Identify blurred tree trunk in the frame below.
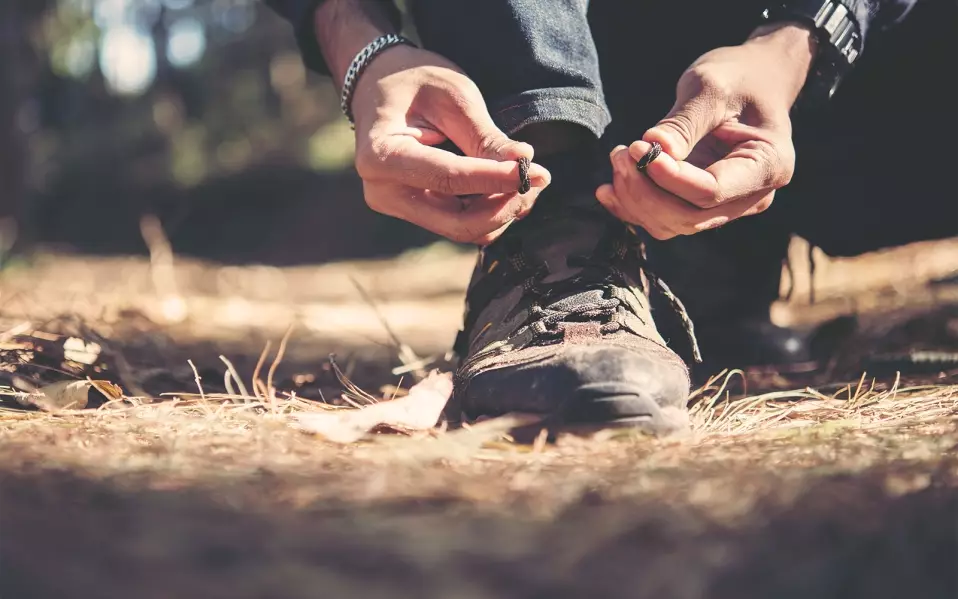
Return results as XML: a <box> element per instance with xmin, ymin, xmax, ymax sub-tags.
<box><xmin>0</xmin><ymin>0</ymin><xmax>35</xmax><ymax>257</ymax></box>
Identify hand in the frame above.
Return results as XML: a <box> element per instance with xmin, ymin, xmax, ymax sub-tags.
<box><xmin>315</xmin><ymin>0</ymin><xmax>550</xmax><ymax>245</ymax></box>
<box><xmin>596</xmin><ymin>23</ymin><xmax>817</xmax><ymax>239</ymax></box>
<box><xmin>349</xmin><ymin>45</ymin><xmax>550</xmax><ymax>244</ymax></box>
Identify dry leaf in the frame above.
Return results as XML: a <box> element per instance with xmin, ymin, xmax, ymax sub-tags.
<box><xmin>63</xmin><ymin>337</ymin><xmax>101</xmax><ymax>365</ymax></box>
<box><xmin>369</xmin><ymin>414</ymin><xmax>539</xmax><ymax>463</ymax></box>
<box><xmin>18</xmin><ymin>380</ymin><xmax>123</xmax><ymax>411</ymax></box>
<box><xmin>292</xmin><ymin>370</ymin><xmax>453</xmax><ymax>443</ymax></box>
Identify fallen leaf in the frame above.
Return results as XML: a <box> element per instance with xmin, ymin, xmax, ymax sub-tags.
<box><xmin>368</xmin><ymin>414</ymin><xmax>539</xmax><ymax>463</ymax></box>
<box><xmin>17</xmin><ymin>379</ymin><xmax>123</xmax><ymax>411</ymax></box>
<box><xmin>292</xmin><ymin>370</ymin><xmax>453</xmax><ymax>443</ymax></box>
<box><xmin>63</xmin><ymin>337</ymin><xmax>101</xmax><ymax>365</ymax></box>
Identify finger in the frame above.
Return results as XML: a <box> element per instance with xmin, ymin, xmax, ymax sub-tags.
<box><xmin>474</xmin><ymin>220</ymin><xmax>514</xmax><ymax>245</ymax></box>
<box><xmin>362</xmin><ymin>135</ymin><xmax>550</xmax><ymax>195</ymax></box>
<box><xmin>629</xmin><ymin>140</ymin><xmax>717</xmax><ymax>207</ymax></box>
<box><xmin>596</xmin><ymin>182</ymin><xmax>678</xmax><ymax>240</ymax></box>
<box><xmin>738</xmin><ymin>190</ymin><xmax>776</xmax><ymax>218</ymax></box>
<box><xmin>642</xmin><ymin>74</ymin><xmax>727</xmax><ymax>160</ymax></box>
<box><xmin>610</xmin><ymin>146</ymin><xmax>690</xmax><ymax>235</ymax></box>
<box><xmin>365</xmin><ymin>182</ymin><xmax>540</xmax><ymax>244</ymax></box>
<box><xmin>430</xmin><ymin>85</ymin><xmax>535</xmax><ymax>162</ymax></box>
<box><xmin>631</xmin><ymin>130</ymin><xmax>792</xmax><ymax>207</ymax></box>
<box><xmin>610</xmin><ymin>145</ymin><xmax>774</xmax><ymax>236</ymax></box>
<box><xmin>705</xmin><ymin>137</ymin><xmax>792</xmax><ymax>202</ymax></box>
<box><xmin>683</xmin><ymin>189</ymin><xmax>776</xmax><ymax>233</ymax></box>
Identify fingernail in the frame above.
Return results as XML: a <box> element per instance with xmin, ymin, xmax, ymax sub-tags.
<box><xmin>610</xmin><ymin>145</ymin><xmax>628</xmax><ymax>175</ymax></box>
<box><xmin>628</xmin><ymin>140</ymin><xmax>646</xmax><ymax>158</ymax></box>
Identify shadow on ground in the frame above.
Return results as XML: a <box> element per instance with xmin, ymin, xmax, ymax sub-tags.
<box><xmin>1</xmin><ymin>459</ymin><xmax>955</xmax><ymax>599</ymax></box>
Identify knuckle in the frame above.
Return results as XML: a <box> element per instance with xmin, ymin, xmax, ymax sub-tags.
<box><xmin>659</xmin><ymin>114</ymin><xmax>697</xmax><ymax>149</ymax></box>
<box><xmin>474</xmin><ymin>132</ymin><xmax>505</xmax><ymax>158</ymax></box>
<box><xmin>691</xmin><ymin>194</ymin><xmax>720</xmax><ymax>209</ymax></box>
<box><xmin>355</xmin><ymin>138</ymin><xmax>390</xmax><ymax>180</ymax></box>
<box><xmin>685</xmin><ymin>67</ymin><xmax>730</xmax><ymax>101</ymax></box>
<box><xmin>778</xmin><ymin>152</ymin><xmax>796</xmax><ymax>188</ymax></box>
<box><xmin>774</xmin><ymin>167</ymin><xmax>793</xmax><ymax>189</ymax></box>
<box><xmin>764</xmin><ymin>139</ymin><xmax>796</xmax><ymax>189</ymax></box>
<box><xmin>431</xmin><ymin>75</ymin><xmax>481</xmax><ymax>114</ymax></box>
<box><xmin>754</xmin><ymin>193</ymin><xmax>775</xmax><ymax>214</ymax></box>
<box><xmin>429</xmin><ymin>169</ymin><xmax>458</xmax><ymax>194</ymax></box>
<box><xmin>447</xmin><ymin>223</ymin><xmax>481</xmax><ymax>244</ymax></box>
<box><xmin>363</xmin><ymin>189</ymin><xmax>387</xmax><ymax>214</ymax></box>
<box><xmin>354</xmin><ymin>148</ymin><xmax>376</xmax><ymax>180</ymax></box>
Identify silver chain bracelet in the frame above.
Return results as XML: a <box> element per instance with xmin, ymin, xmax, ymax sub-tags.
<box><xmin>340</xmin><ymin>33</ymin><xmax>416</xmax><ymax>129</ymax></box>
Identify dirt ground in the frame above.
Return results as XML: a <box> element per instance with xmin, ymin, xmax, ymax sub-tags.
<box><xmin>1</xmin><ymin>237</ymin><xmax>957</xmax><ymax>599</ymax></box>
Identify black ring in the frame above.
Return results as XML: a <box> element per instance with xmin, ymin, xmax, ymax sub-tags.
<box><xmin>517</xmin><ymin>157</ymin><xmax>531</xmax><ymax>194</ymax></box>
<box><xmin>636</xmin><ymin>142</ymin><xmax>662</xmax><ymax>172</ymax></box>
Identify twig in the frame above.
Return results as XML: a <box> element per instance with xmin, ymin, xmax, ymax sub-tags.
<box><xmin>389</xmin><ymin>375</ymin><xmax>404</xmax><ymax>401</ymax></box>
<box><xmin>251</xmin><ymin>340</ymin><xmax>271</xmax><ymax>400</ymax></box>
<box><xmin>329</xmin><ymin>354</ymin><xmax>378</xmax><ymax>405</ymax></box>
<box><xmin>0</xmin><ymin>321</ymin><xmax>31</xmax><ymax>342</ymax></box>
<box><xmin>254</xmin><ymin>379</ymin><xmax>270</xmax><ymax>399</ymax></box>
<box><xmin>349</xmin><ymin>275</ymin><xmax>428</xmax><ymax>382</ymax></box>
<box><xmin>266</xmin><ymin>325</ymin><xmax>294</xmax><ymax>411</ymax></box>
<box><xmin>187</xmin><ymin>359</ymin><xmax>205</xmax><ymax>402</ymax></box>
<box><xmin>219</xmin><ymin>355</ymin><xmax>249</xmax><ymax>400</ymax></box>
<box><xmin>223</xmin><ymin>370</ymin><xmax>236</xmax><ymax>397</ymax></box>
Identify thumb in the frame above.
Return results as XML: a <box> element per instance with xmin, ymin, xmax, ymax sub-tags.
<box><xmin>643</xmin><ymin>75</ymin><xmax>727</xmax><ymax>160</ymax></box>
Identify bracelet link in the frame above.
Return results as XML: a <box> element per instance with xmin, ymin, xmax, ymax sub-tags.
<box><xmin>340</xmin><ymin>33</ymin><xmax>416</xmax><ymax>129</ymax></box>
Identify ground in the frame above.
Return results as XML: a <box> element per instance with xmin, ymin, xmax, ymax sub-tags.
<box><xmin>1</xmin><ymin>236</ymin><xmax>956</xmax><ymax>599</ymax></box>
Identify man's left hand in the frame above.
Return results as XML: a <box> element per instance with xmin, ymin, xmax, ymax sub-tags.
<box><xmin>596</xmin><ymin>23</ymin><xmax>818</xmax><ymax>239</ymax></box>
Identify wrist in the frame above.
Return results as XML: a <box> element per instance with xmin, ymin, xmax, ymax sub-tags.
<box><xmin>747</xmin><ymin>21</ymin><xmax>818</xmax><ymax>68</ymax></box>
<box><xmin>315</xmin><ymin>0</ymin><xmax>398</xmax><ymax>88</ymax></box>
<box><xmin>746</xmin><ymin>22</ymin><xmax>819</xmax><ymax>98</ymax></box>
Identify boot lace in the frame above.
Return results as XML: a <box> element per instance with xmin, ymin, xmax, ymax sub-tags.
<box><xmin>525</xmin><ymin>251</ymin><xmax>702</xmax><ymax>362</ymax></box>
<box><xmin>528</xmin><ymin>292</ymin><xmax>622</xmax><ymax>337</ymax></box>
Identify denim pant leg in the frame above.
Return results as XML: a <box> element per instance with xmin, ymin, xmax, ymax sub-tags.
<box><xmin>409</xmin><ymin>0</ymin><xmax>610</xmax><ymax>138</ymax></box>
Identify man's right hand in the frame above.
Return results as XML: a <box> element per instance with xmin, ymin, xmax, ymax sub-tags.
<box><xmin>314</xmin><ymin>1</ymin><xmax>550</xmax><ymax>245</ymax></box>
<box><xmin>350</xmin><ymin>45</ymin><xmax>550</xmax><ymax>244</ymax></box>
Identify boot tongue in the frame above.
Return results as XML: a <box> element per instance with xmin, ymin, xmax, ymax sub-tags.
<box><xmin>507</xmin><ymin>144</ymin><xmax>617</xmax><ymax>284</ymax></box>
<box><xmin>531</xmin><ymin>141</ymin><xmax>608</xmax><ymax>210</ymax></box>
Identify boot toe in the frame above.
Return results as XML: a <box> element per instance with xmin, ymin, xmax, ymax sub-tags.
<box><xmin>459</xmin><ymin>344</ymin><xmax>691</xmax><ymax>435</ymax></box>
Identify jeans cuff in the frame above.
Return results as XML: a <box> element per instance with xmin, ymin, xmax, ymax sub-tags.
<box><xmin>490</xmin><ymin>88</ymin><xmax>611</xmax><ymax>139</ymax></box>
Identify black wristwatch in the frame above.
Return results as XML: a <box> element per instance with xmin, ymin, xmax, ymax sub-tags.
<box><xmin>761</xmin><ymin>0</ymin><xmax>863</xmax><ymax>108</ymax></box>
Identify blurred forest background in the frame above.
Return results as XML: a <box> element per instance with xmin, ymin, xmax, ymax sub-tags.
<box><xmin>0</xmin><ymin>0</ymin><xmax>438</xmax><ymax>267</ymax></box>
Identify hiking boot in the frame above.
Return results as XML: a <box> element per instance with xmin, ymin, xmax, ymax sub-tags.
<box><xmin>449</xmin><ymin>149</ymin><xmax>695</xmax><ymax>435</ymax></box>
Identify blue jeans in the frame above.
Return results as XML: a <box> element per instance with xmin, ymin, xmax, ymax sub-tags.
<box><xmin>411</xmin><ymin>0</ymin><xmax>957</xmax><ymax>323</ymax></box>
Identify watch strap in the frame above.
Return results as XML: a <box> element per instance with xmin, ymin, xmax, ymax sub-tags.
<box><xmin>763</xmin><ymin>0</ymin><xmax>863</xmax><ymax>106</ymax></box>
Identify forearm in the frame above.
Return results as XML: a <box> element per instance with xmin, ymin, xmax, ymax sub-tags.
<box><xmin>262</xmin><ymin>0</ymin><xmax>402</xmax><ymax>78</ymax></box>
<box><xmin>315</xmin><ymin>0</ymin><xmax>399</xmax><ymax>87</ymax></box>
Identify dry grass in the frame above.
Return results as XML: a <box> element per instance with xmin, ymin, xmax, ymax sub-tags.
<box><xmin>1</xmin><ymin>351</ymin><xmax>954</xmax><ymax>479</ymax></box>
<box><xmin>1</xmin><ymin>243</ymin><xmax>957</xmax><ymax>599</ymax></box>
